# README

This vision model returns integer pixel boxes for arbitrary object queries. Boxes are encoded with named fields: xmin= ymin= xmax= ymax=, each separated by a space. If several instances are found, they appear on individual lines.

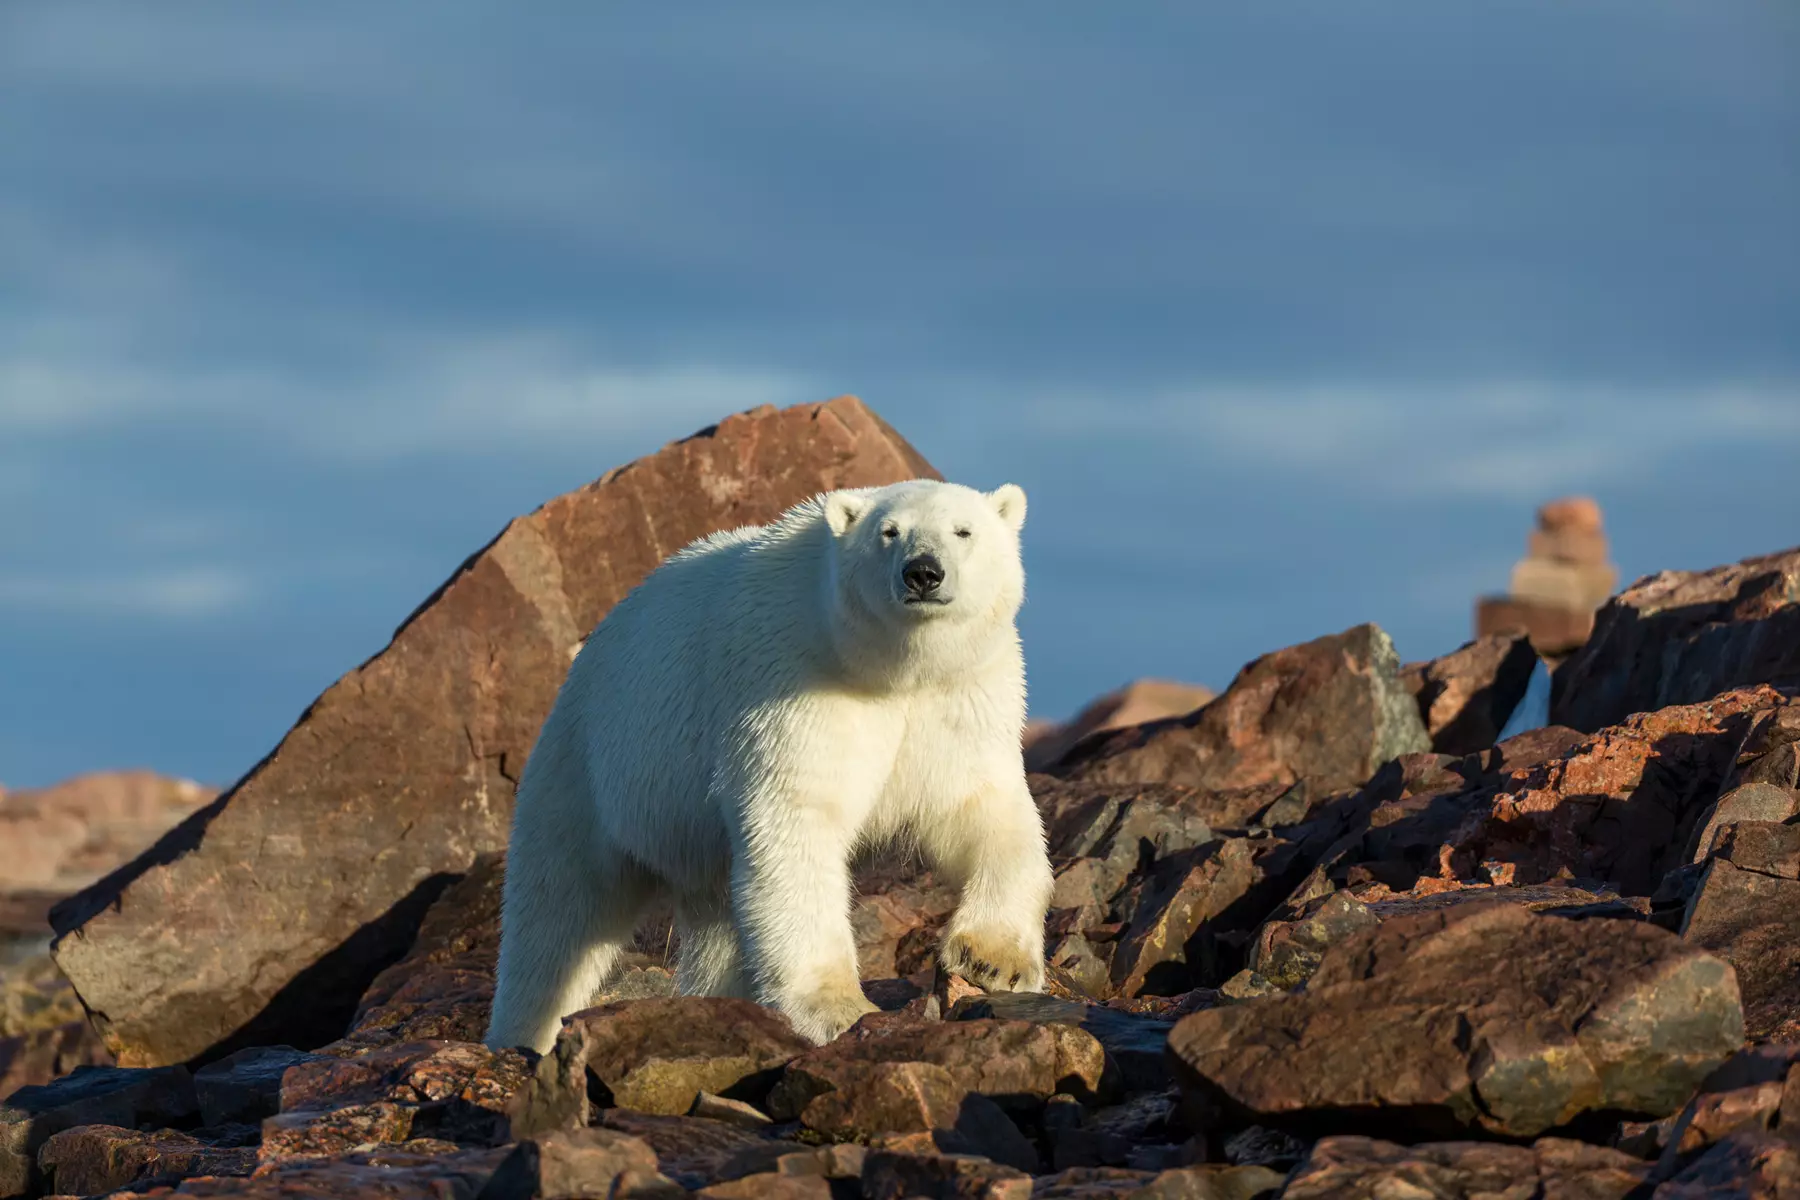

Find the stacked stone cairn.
xmin=1476 ymin=495 xmax=1619 ymax=660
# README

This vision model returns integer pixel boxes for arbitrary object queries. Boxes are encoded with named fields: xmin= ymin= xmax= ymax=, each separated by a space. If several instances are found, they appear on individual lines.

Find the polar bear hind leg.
xmin=485 ymin=829 xmax=658 ymax=1054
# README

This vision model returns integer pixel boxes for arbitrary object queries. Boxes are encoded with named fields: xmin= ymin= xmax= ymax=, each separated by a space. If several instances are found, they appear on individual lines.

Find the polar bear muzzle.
xmin=902 ymin=553 xmax=946 ymax=603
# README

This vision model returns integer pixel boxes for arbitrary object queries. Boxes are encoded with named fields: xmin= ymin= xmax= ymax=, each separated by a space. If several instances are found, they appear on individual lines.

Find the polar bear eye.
xmin=954 ymin=528 xmax=971 ymax=539
xmin=881 ymin=525 xmax=899 ymax=540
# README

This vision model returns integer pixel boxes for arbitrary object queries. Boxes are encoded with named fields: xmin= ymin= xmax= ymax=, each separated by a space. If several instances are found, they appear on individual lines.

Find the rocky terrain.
xmin=1 ymin=775 xmax=219 ymax=1103
xmin=4 ymin=394 xmax=1799 ymax=1198
xmin=1 ymin=773 xmax=217 ymax=960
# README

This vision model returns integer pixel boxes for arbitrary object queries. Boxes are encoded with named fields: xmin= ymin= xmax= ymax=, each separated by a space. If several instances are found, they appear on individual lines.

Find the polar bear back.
xmin=541 ymin=504 xmax=830 ymax=875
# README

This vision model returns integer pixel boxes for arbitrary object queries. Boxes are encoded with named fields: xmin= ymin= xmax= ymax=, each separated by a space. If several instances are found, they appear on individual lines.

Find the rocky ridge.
xmin=2 ymin=399 xmax=1797 ymax=1197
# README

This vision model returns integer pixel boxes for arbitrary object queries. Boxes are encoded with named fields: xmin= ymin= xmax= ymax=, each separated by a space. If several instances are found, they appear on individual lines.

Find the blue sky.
xmin=2 ymin=2 xmax=1797 ymax=789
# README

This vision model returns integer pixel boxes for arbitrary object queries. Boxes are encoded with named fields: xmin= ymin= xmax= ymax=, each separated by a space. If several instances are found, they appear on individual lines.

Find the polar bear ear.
xmin=988 ymin=483 xmax=1027 ymax=533
xmin=823 ymin=492 xmax=867 ymax=537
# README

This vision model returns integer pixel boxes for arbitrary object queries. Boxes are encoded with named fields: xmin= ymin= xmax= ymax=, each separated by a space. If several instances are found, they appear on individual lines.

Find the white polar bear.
xmin=484 ymin=478 xmax=1055 ymax=1051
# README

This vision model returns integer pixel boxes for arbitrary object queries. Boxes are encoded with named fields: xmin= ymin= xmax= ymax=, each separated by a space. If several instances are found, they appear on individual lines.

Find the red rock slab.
xmin=1170 ymin=904 xmax=1744 ymax=1141
xmin=1056 ymin=623 xmax=1430 ymax=796
xmin=1554 ymin=545 xmax=1800 ymax=733
xmin=1427 ymin=687 xmax=1790 ymax=897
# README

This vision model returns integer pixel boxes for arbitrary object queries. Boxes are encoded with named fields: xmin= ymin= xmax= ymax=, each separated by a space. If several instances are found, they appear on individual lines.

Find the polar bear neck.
xmin=823 ymin=587 xmax=1024 ymax=695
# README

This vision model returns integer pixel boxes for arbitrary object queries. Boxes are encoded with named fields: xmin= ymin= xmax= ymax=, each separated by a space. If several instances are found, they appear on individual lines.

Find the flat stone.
xmin=1687 ymin=782 xmax=1800 ymax=863
xmin=598 ymin=1109 xmax=795 ymax=1191
xmin=1712 ymin=821 xmax=1800 ymax=880
xmin=565 ymin=997 xmax=814 ymax=1115
xmin=480 ymin=1127 xmax=683 ymax=1199
xmin=36 ymin=1125 xmax=255 ymax=1196
xmin=770 ymin=1016 xmax=1107 ymax=1121
xmin=859 ymin=1149 xmax=1031 ymax=1200
xmin=262 ymin=1040 xmax=533 ymax=1159
xmin=193 ymin=1045 xmax=330 ymax=1126
xmin=1282 ymin=1135 xmax=1650 ymax=1199
xmin=1681 ymin=857 xmax=1800 ymax=1041
xmin=0 ymin=1063 xmax=195 ymax=1198
xmin=950 ymin=991 xmax=1175 ymax=1096
xmin=1652 ymin=1128 xmax=1800 ymax=1199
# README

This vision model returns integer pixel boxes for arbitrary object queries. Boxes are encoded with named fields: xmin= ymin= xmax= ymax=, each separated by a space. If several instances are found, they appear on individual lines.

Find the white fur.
xmin=484 ymin=478 xmax=1054 ymax=1051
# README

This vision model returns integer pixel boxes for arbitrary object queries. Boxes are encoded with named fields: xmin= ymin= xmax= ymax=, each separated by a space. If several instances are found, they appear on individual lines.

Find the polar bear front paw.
xmin=785 ymin=984 xmax=880 ymax=1045
xmin=940 ymin=929 xmax=1046 ymax=994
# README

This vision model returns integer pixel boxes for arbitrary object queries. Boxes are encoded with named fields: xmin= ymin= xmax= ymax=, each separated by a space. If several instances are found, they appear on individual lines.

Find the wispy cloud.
xmin=0 ymin=567 xmax=253 ymax=619
xmin=1 ymin=0 xmax=1796 ymax=788
xmin=0 ymin=334 xmax=821 ymax=459
xmin=1012 ymin=379 xmax=1800 ymax=501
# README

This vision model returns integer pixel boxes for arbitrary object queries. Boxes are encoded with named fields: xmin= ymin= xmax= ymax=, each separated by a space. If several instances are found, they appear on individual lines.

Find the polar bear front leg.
xmin=924 ymin=778 xmax=1055 ymax=993
xmin=728 ymin=796 xmax=878 ymax=1044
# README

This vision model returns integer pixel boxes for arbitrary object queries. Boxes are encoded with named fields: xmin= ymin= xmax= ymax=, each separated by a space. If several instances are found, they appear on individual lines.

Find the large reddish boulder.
xmin=1054 ymin=624 xmax=1430 ymax=796
xmin=1169 ymin=904 xmax=1743 ymax=1141
xmin=1246 ymin=881 xmax=1640 ymax=992
xmin=1554 ymin=545 xmax=1800 ymax=733
xmin=50 ymin=397 xmax=938 ymax=1068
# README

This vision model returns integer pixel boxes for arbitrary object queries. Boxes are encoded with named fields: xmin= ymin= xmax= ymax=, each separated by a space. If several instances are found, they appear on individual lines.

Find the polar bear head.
xmin=822 ymin=479 xmax=1027 ymax=649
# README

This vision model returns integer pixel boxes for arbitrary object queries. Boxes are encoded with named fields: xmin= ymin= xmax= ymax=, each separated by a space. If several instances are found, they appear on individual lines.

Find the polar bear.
xmin=484 ymin=478 xmax=1055 ymax=1051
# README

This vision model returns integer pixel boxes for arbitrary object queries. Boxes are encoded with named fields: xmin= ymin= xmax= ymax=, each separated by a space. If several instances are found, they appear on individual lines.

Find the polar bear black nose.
xmin=903 ymin=554 xmax=945 ymax=597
